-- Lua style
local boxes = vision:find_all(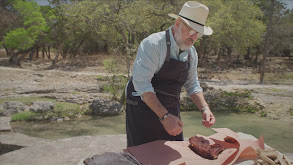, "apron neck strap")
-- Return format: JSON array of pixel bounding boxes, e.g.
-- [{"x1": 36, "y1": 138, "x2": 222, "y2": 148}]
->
[{"x1": 165, "y1": 29, "x2": 171, "y2": 62}]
